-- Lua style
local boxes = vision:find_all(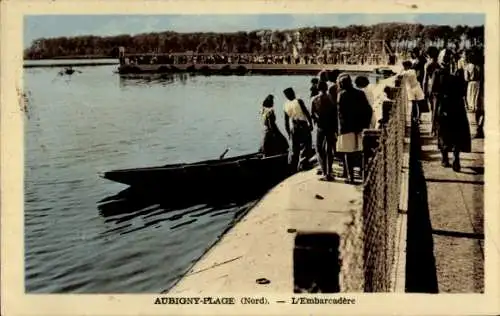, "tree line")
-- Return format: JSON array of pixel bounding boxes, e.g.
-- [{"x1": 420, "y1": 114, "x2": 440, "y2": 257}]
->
[{"x1": 24, "y1": 23, "x2": 484, "y2": 60}]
